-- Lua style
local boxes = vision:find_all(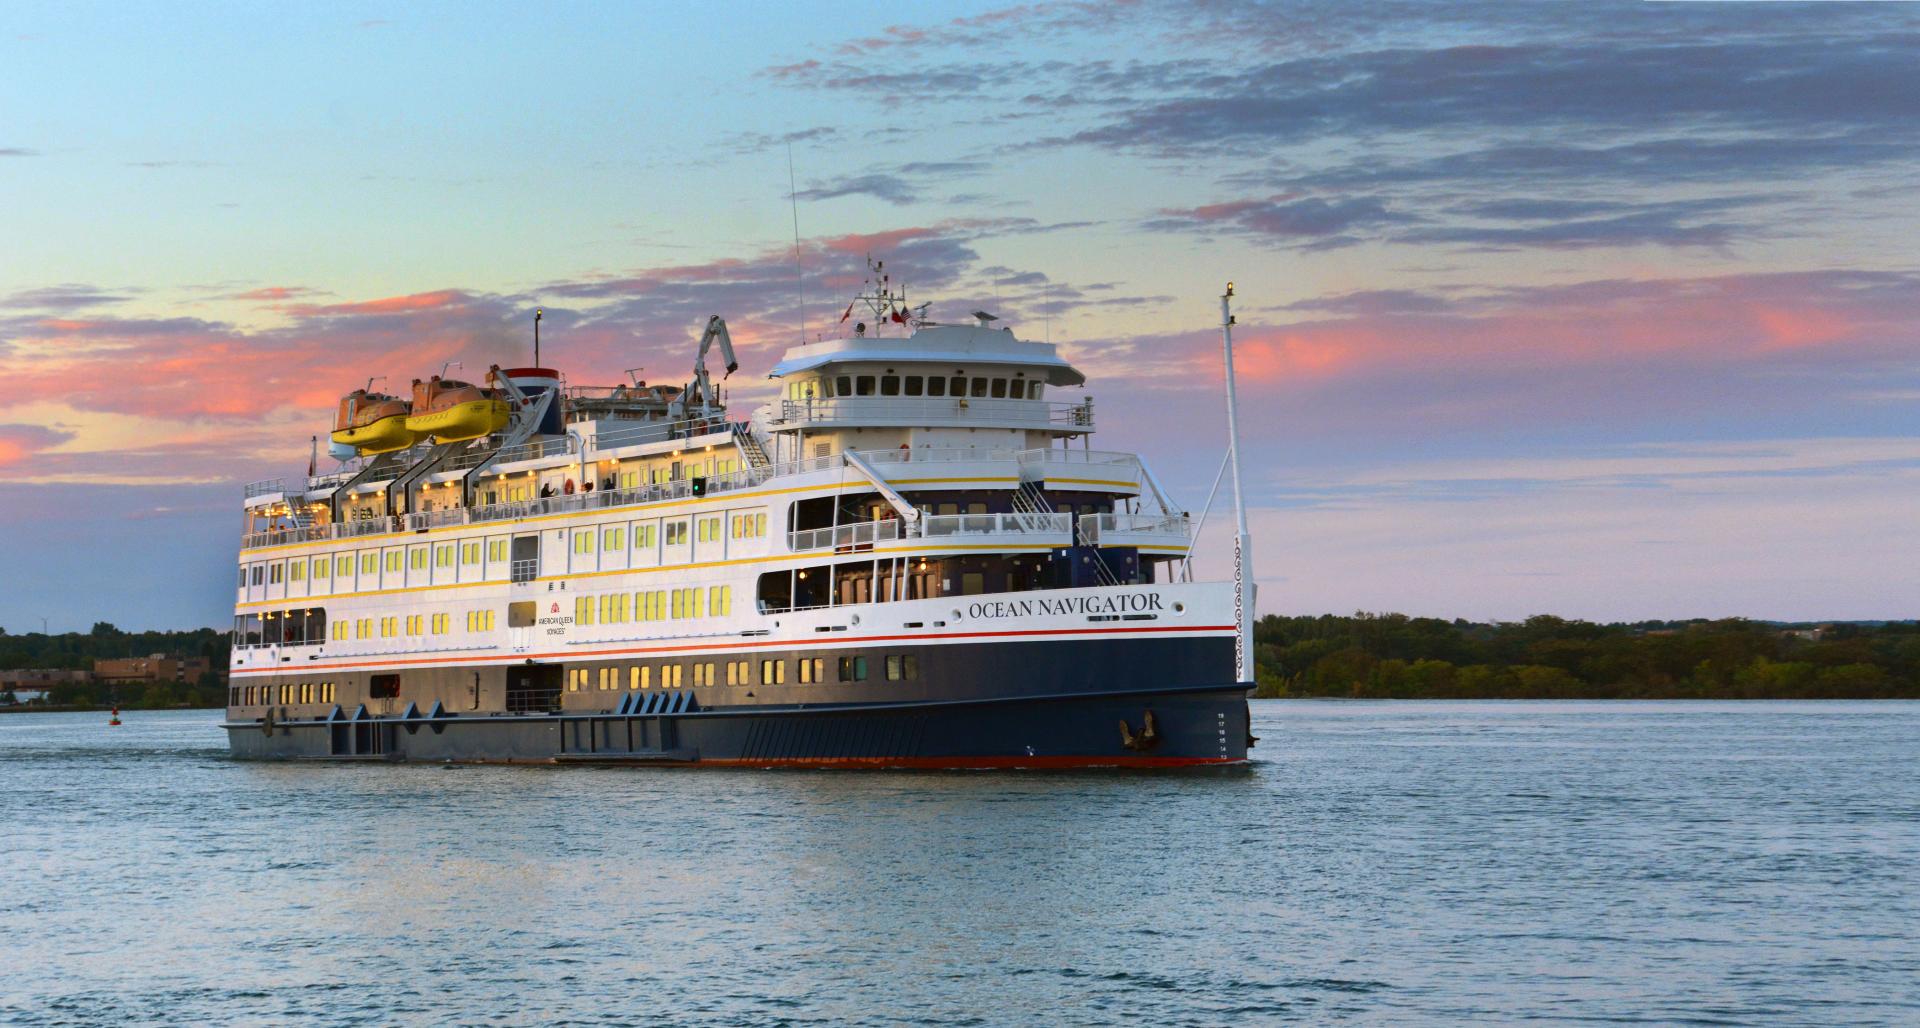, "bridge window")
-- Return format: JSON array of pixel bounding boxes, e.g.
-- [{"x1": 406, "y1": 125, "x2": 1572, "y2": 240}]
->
[
  {"x1": 990, "y1": 379, "x2": 1008, "y2": 399},
  {"x1": 904, "y1": 376, "x2": 923, "y2": 396},
  {"x1": 855, "y1": 375, "x2": 875, "y2": 396},
  {"x1": 880, "y1": 375, "x2": 899, "y2": 395},
  {"x1": 927, "y1": 377, "x2": 946, "y2": 397},
  {"x1": 1028, "y1": 381, "x2": 1044, "y2": 399},
  {"x1": 836, "y1": 375, "x2": 851, "y2": 395}
]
